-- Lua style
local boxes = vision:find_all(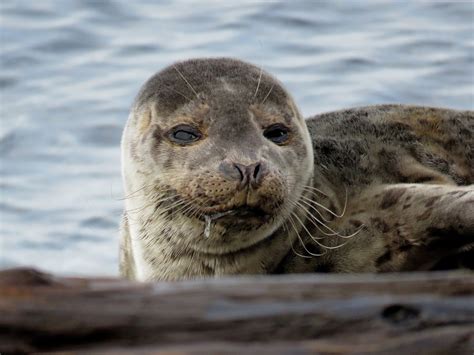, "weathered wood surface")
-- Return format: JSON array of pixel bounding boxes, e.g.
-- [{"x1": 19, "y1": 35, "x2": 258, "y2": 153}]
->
[{"x1": 0, "y1": 268, "x2": 473, "y2": 354}]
